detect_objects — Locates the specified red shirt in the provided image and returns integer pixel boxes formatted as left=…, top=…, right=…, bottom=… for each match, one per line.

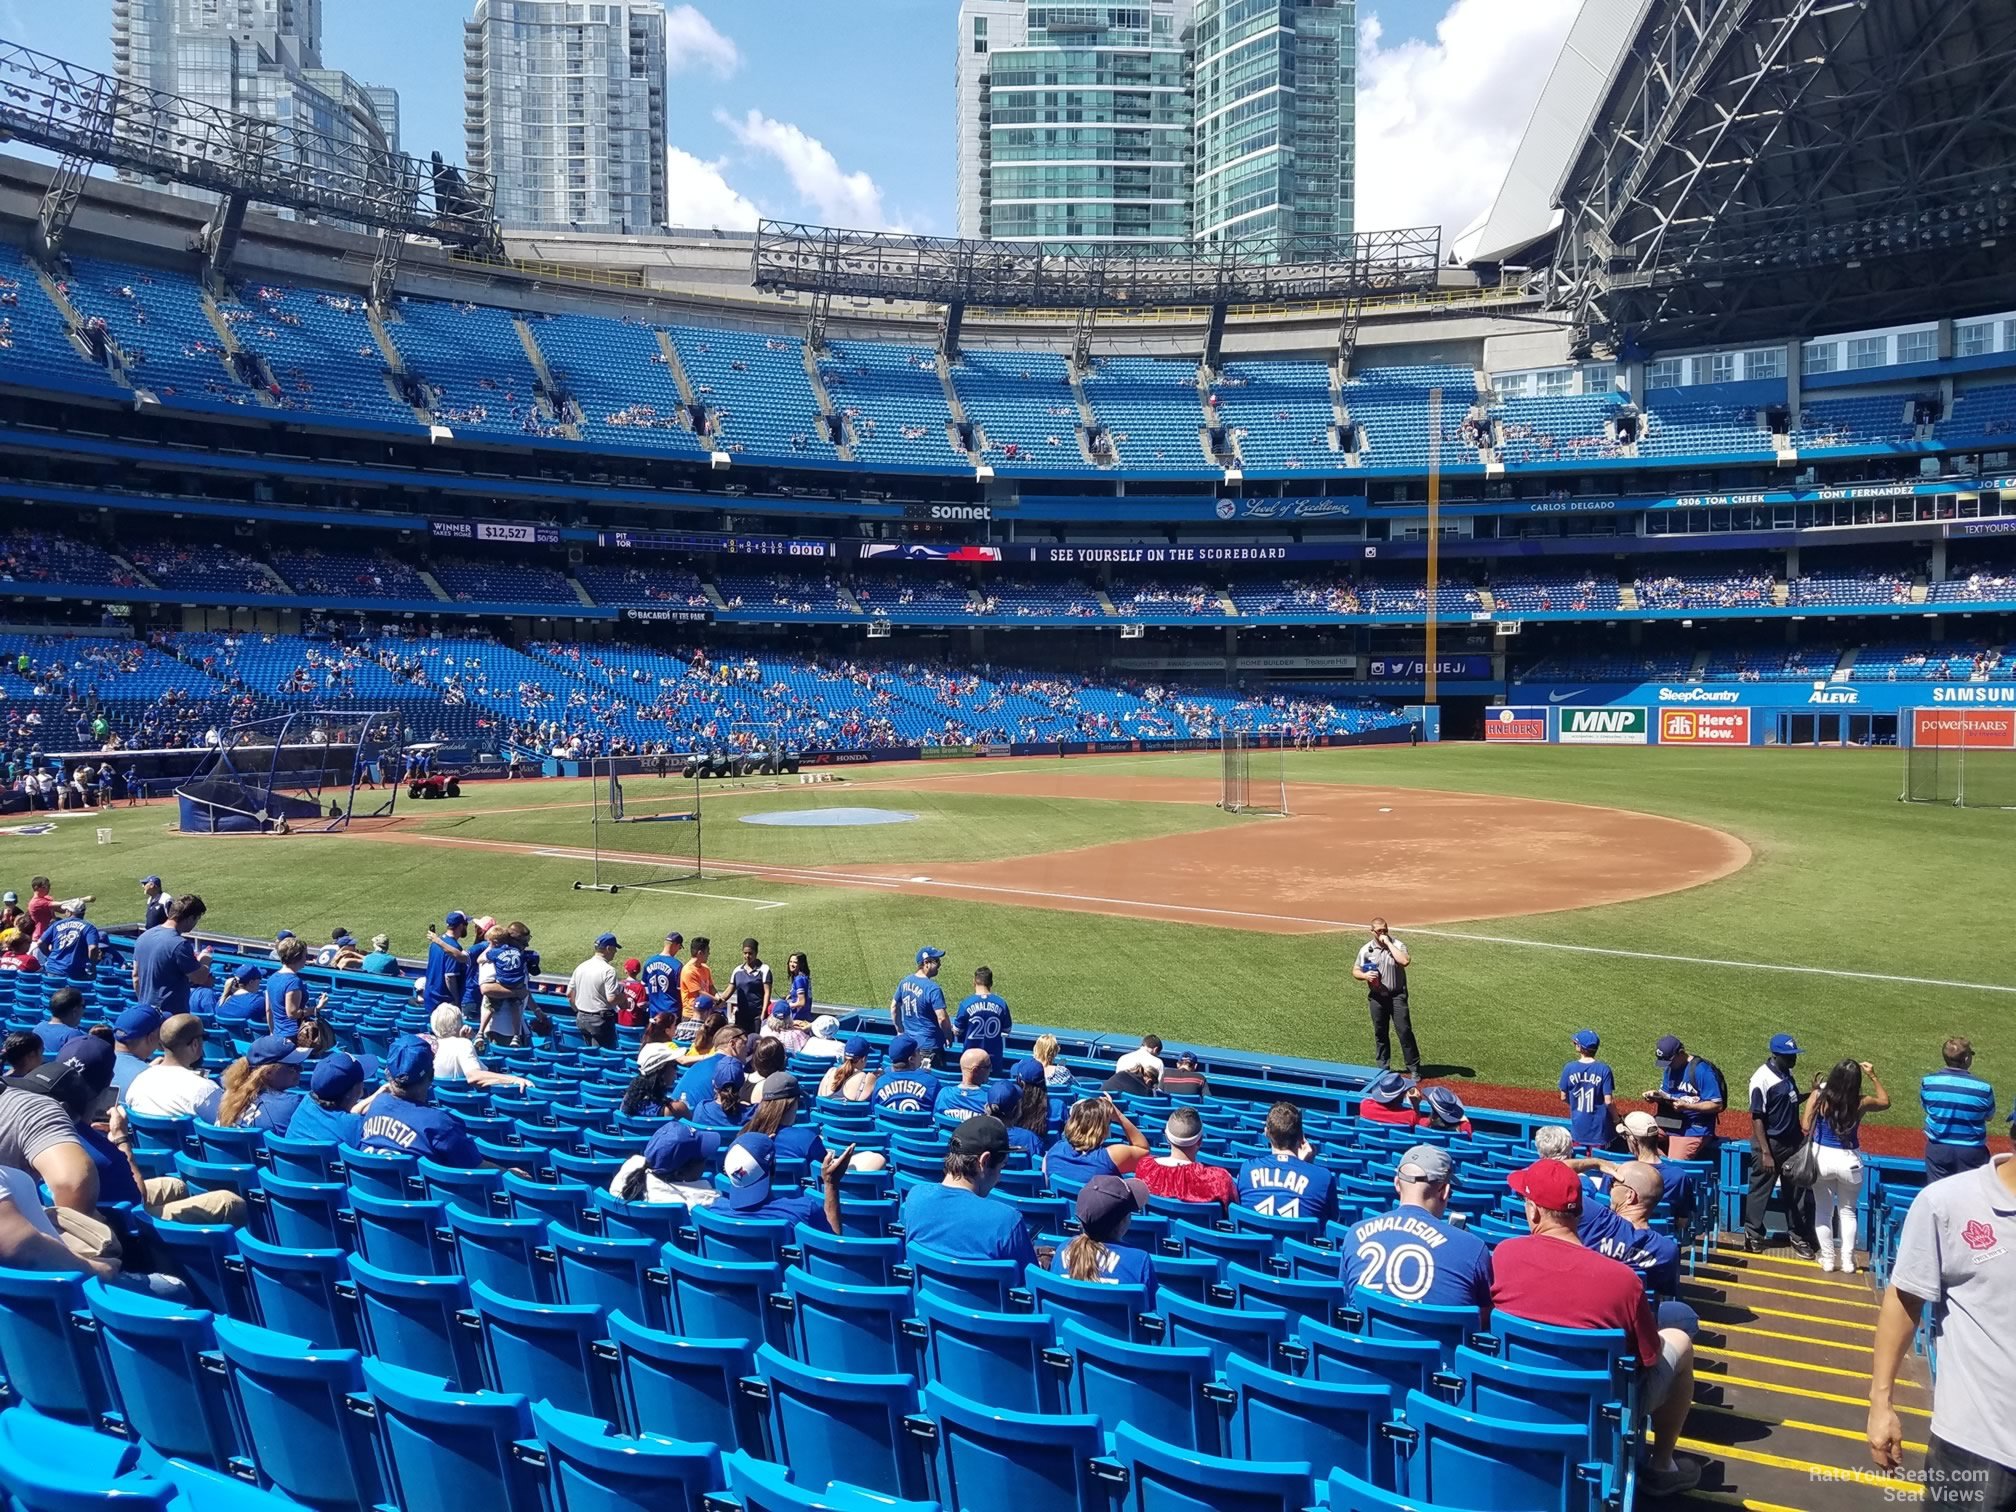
left=1489, top=1234, right=1660, bottom=1368
left=25, top=894, right=55, bottom=939
left=1138, top=1155, right=1237, bottom=1209
left=1358, top=1099, right=1474, bottom=1135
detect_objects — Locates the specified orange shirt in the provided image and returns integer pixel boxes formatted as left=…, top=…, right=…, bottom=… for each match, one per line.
left=679, top=958, right=716, bottom=1014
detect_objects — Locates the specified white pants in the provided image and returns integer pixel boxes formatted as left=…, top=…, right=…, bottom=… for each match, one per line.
left=1811, top=1142, right=1863, bottom=1265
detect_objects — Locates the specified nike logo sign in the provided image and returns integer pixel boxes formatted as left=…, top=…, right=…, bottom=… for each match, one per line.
left=1547, top=689, right=1588, bottom=704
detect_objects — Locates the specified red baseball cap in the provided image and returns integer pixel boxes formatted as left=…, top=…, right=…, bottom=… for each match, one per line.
left=1507, top=1159, right=1584, bottom=1212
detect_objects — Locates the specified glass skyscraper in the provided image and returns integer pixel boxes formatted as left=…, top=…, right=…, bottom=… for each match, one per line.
left=1192, top=0, right=1355, bottom=246
left=956, top=0, right=1356, bottom=252
left=464, top=0, right=668, bottom=233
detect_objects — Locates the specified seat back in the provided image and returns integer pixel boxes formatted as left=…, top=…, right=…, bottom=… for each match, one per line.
left=1449, top=1345, right=1618, bottom=1481
left=718, top=1450, right=941, bottom=1512
left=1349, top=1292, right=1480, bottom=1364
left=910, top=1291, right=1058, bottom=1415
left=904, top=1242, right=1019, bottom=1311
left=0, top=1408, right=162, bottom=1510
left=255, top=1174, right=348, bottom=1253
left=785, top=1267, right=913, bottom=1376
left=791, top=1224, right=902, bottom=1287
left=1155, top=1290, right=1288, bottom=1376
left=229, top=1233, right=357, bottom=1352
left=548, top=1225, right=663, bottom=1331
left=661, top=1251, right=785, bottom=1352
left=467, top=1281, right=618, bottom=1422
left=600, top=1310, right=760, bottom=1455
left=752, top=1343, right=929, bottom=1503
left=346, top=1190, right=452, bottom=1275
left=1149, top=1252, right=1222, bottom=1302
left=210, top=1315, right=382, bottom=1509
left=262, top=1132, right=340, bottom=1183
left=445, top=1206, right=553, bottom=1305
left=1221, top=1263, right=1343, bottom=1328
left=1223, top=1352, right=1395, bottom=1488
left=1171, top=1220, right=1274, bottom=1269
left=1022, top=1268, right=1150, bottom=1343
left=1488, top=1314, right=1630, bottom=1378
left=587, top=1190, right=691, bottom=1247
left=920, top=1380, right=1105, bottom=1512
left=1110, top=1421, right=1314, bottom=1512
left=1401, top=1389, right=1588, bottom=1512
left=691, top=1205, right=793, bottom=1266
left=527, top=1399, right=721, bottom=1512
left=1054, top=1318, right=1220, bottom=1454
left=1295, top=1317, right=1440, bottom=1400
left=0, top=1265, right=116, bottom=1422
left=80, top=1278, right=239, bottom=1469
left=359, top=1356, right=539, bottom=1512
left=342, top=1254, right=481, bottom=1391
left=336, top=1144, right=419, bottom=1200
left=137, top=1215, right=246, bottom=1318
left=418, top=1158, right=505, bottom=1214
left=192, top=1121, right=267, bottom=1166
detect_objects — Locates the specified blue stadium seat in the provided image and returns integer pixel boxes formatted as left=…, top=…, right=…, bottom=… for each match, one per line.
left=783, top=1267, right=914, bottom=1376
left=749, top=1344, right=930, bottom=1503
left=1218, top=1263, right=1343, bottom=1327
left=1487, top=1314, right=1632, bottom=1379
left=0, top=1266, right=117, bottom=1423
left=1170, top=1221, right=1273, bottom=1269
left=1154, top=1291, right=1289, bottom=1375
left=135, top=1217, right=246, bottom=1319
left=792, top=1225, right=903, bottom=1287
left=190, top=1122, right=265, bottom=1167
left=1051, top=1317, right=1221, bottom=1452
left=80, top=1278, right=240, bottom=1469
left=1286, top=1317, right=1441, bottom=1400
left=0, top=1407, right=153, bottom=1511
left=1222, top=1351, right=1396, bottom=1487
left=445, top=1205, right=554, bottom=1304
left=1347, top=1291, right=1481, bottom=1362
left=227, top=1233, right=355, bottom=1351
left=693, top=1205, right=796, bottom=1266
left=1109, top=1421, right=1314, bottom=1512
left=547, top=1224, right=665, bottom=1330
left=466, top=1281, right=618, bottom=1422
left=716, top=1450, right=942, bottom=1512
left=1323, top=1467, right=1475, bottom=1512
left=336, top=1144, right=420, bottom=1200
left=904, top=1290, right=1058, bottom=1414
left=344, top=1189, right=453, bottom=1275
left=915, top=1381, right=1107, bottom=1512
left=358, top=1357, right=540, bottom=1512
left=903, top=1243, right=1021, bottom=1311
left=208, top=1316, right=382, bottom=1508
left=1147, top=1253, right=1222, bottom=1302
left=521, top=1398, right=722, bottom=1512
left=163, top=1457, right=326, bottom=1511
left=341, top=1254, right=482, bottom=1391
left=599, top=1310, right=763, bottom=1455
left=1022, top=1269, right=1152, bottom=1342
left=588, top=1190, right=693, bottom=1248
left=253, top=1174, right=347, bottom=1252
left=1448, top=1345, right=1625, bottom=1499
left=418, top=1158, right=505, bottom=1214
left=663, top=1252, right=786, bottom=1352
left=1392, top=1390, right=1595, bottom=1512
left=261, top=1133, right=340, bottom=1184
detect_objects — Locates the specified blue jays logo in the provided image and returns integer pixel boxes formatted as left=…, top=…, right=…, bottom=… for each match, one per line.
left=1215, top=498, right=1237, bottom=520
left=0, top=824, right=56, bottom=837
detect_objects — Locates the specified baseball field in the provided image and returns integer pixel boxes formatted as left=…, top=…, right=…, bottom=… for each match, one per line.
left=15, top=744, right=2012, bottom=1139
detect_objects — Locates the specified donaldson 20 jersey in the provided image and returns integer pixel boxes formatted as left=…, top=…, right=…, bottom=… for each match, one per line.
left=1337, top=1206, right=1494, bottom=1310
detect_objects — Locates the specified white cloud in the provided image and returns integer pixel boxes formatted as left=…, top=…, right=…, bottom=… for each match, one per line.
left=1355, top=0, right=1581, bottom=241
left=663, top=5, right=741, bottom=78
left=664, top=146, right=761, bottom=231
left=717, top=108, right=899, bottom=230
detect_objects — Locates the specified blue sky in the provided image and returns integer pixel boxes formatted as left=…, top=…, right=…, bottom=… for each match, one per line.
left=8, top=0, right=1580, bottom=239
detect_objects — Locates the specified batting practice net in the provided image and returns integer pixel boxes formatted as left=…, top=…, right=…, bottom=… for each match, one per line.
left=1219, top=731, right=1289, bottom=815
left=1901, top=707, right=2016, bottom=809
left=573, top=761, right=704, bottom=893
left=176, top=710, right=399, bottom=833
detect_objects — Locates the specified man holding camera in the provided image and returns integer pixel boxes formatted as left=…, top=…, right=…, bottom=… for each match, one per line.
left=1353, top=917, right=1418, bottom=1076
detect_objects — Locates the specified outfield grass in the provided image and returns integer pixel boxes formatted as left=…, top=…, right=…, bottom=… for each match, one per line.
left=15, top=745, right=2011, bottom=1129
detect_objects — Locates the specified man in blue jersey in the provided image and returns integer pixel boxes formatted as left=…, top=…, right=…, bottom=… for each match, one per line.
left=1645, top=1034, right=1724, bottom=1163
left=642, top=932, right=684, bottom=1017
left=932, top=1048, right=993, bottom=1123
left=890, top=947, right=950, bottom=1067
left=36, top=903, right=103, bottom=982
left=899, top=1115, right=1039, bottom=1266
left=1558, top=1030, right=1617, bottom=1152
left=1920, top=1037, right=1996, bottom=1182
left=287, top=1053, right=373, bottom=1147
left=419, top=914, right=464, bottom=1006
left=953, top=966, right=1011, bottom=1071
left=1338, top=1143, right=1494, bottom=1320
left=871, top=1035, right=935, bottom=1113
left=1577, top=1160, right=1685, bottom=1296
left=357, top=1035, right=485, bottom=1168
left=1236, top=1102, right=1337, bottom=1224
left=1743, top=1032, right=1816, bottom=1257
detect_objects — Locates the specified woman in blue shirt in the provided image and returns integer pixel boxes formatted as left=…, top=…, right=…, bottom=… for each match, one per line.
left=743, top=1070, right=826, bottom=1166
left=264, top=939, right=324, bottom=1037
left=1801, top=1058, right=1890, bottom=1275
left=783, top=953, right=813, bottom=1019
left=217, top=1035, right=307, bottom=1134
left=692, top=1057, right=753, bottom=1130
left=1054, top=1174, right=1157, bottom=1305
left=1043, top=1096, right=1149, bottom=1189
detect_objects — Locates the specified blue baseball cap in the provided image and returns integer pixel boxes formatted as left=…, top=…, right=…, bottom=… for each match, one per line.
left=385, top=1034, right=434, bottom=1082
left=113, top=1007, right=164, bottom=1042
left=844, top=1036, right=871, bottom=1061
left=644, top=1122, right=720, bottom=1177
left=596, top=933, right=621, bottom=949
left=887, top=1034, right=920, bottom=1064
left=275, top=930, right=295, bottom=942
left=444, top=911, right=469, bottom=927
left=1364, top=1070, right=1416, bottom=1106
left=1572, top=1030, right=1601, bottom=1051
left=1654, top=1035, right=1684, bottom=1062
left=665, top=931, right=684, bottom=944
left=915, top=947, right=944, bottom=966
left=692, top=992, right=716, bottom=1015
left=335, top=935, right=356, bottom=947
left=233, top=964, right=265, bottom=984
left=711, top=1056, right=748, bottom=1091
left=1012, top=1057, right=1047, bottom=1087
left=1769, top=1033, right=1801, bottom=1056
left=309, top=1053, right=367, bottom=1102
left=247, top=1035, right=308, bottom=1069
left=723, top=1133, right=777, bottom=1210
left=139, top=876, right=161, bottom=887
left=57, top=1035, right=116, bottom=1094
left=985, top=1079, right=1021, bottom=1119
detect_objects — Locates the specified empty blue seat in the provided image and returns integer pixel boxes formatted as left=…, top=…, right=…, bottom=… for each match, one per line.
left=467, top=1281, right=618, bottom=1421
left=419, top=1158, right=504, bottom=1214
left=906, top=1290, right=1058, bottom=1414
left=750, top=1344, right=930, bottom=1502
left=904, top=1243, right=1020, bottom=1311
left=1448, top=1345, right=1623, bottom=1494
left=792, top=1225, right=903, bottom=1286
left=588, top=1190, right=692, bottom=1247
left=445, top=1205, right=553, bottom=1304
left=784, top=1267, right=913, bottom=1376
left=1393, top=1390, right=1594, bottom=1512
left=548, top=1224, right=665, bottom=1330
left=261, top=1132, right=340, bottom=1183
left=917, top=1380, right=1106, bottom=1512
left=191, top=1122, right=266, bottom=1167
left=227, top=1233, right=355, bottom=1350
left=0, top=1407, right=151, bottom=1510
left=1488, top=1314, right=1632, bottom=1379
left=1148, top=1253, right=1222, bottom=1302
left=502, top=1171, right=592, bottom=1228
left=337, top=1144, right=420, bottom=1200
left=1155, top=1290, right=1288, bottom=1376
left=1323, top=1467, right=1475, bottom=1512
left=1287, top=1317, right=1441, bottom=1401
left=521, top=1399, right=722, bottom=1512
left=0, top=1266, right=116, bottom=1423
left=693, top=1205, right=795, bottom=1266
left=124, top=1110, right=196, bottom=1157
left=1222, top=1351, right=1396, bottom=1487
left=662, top=1251, right=786, bottom=1351
left=358, top=1357, right=540, bottom=1512
left=342, top=1254, right=482, bottom=1390
left=1110, top=1421, right=1314, bottom=1512
left=209, top=1316, right=382, bottom=1508
left=81, top=1278, right=240, bottom=1469
left=1219, top=1264, right=1342, bottom=1328
left=136, top=1216, right=246, bottom=1318
left=1170, top=1221, right=1273, bottom=1269
left=345, top=1189, right=452, bottom=1274
left=600, top=1310, right=762, bottom=1454
left=1052, top=1318, right=1221, bottom=1453
left=254, top=1174, right=347, bottom=1252
left=1348, top=1292, right=1480, bottom=1363
left=718, top=1450, right=942, bottom=1512
left=1022, top=1269, right=1151, bottom=1343
left=164, top=1457, right=325, bottom=1511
